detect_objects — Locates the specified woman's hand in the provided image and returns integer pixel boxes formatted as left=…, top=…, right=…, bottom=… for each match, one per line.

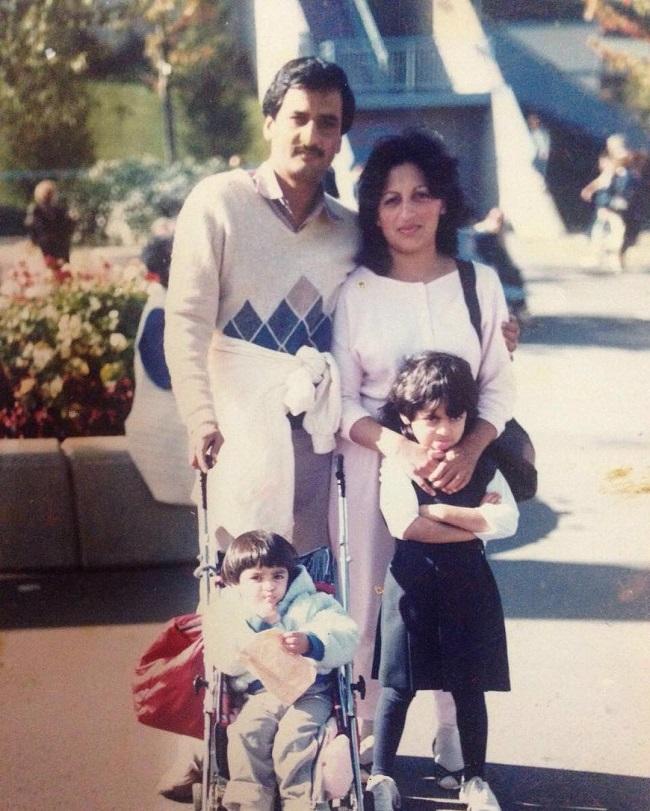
left=502, top=314, right=520, bottom=354
left=190, top=423, right=224, bottom=473
left=429, top=441, right=482, bottom=494
left=281, top=632, right=310, bottom=656
left=393, top=436, right=440, bottom=495
left=481, top=491, right=502, bottom=505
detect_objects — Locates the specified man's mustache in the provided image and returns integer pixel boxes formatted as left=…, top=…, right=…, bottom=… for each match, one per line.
left=293, top=146, right=325, bottom=158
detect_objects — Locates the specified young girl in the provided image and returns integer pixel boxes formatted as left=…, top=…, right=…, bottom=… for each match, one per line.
left=203, top=530, right=358, bottom=811
left=366, top=352, right=519, bottom=811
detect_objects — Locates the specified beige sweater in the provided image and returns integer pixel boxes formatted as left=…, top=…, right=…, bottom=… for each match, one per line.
left=165, top=165, right=359, bottom=437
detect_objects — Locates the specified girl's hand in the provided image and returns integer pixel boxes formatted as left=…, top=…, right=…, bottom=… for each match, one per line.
left=429, top=442, right=481, bottom=494
left=481, top=491, right=502, bottom=505
left=281, top=632, right=309, bottom=656
left=393, top=436, right=441, bottom=495
left=419, top=504, right=446, bottom=522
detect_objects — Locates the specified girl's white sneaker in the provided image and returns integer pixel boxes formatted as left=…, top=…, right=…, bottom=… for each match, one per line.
left=459, top=777, right=501, bottom=810
left=366, top=774, right=401, bottom=811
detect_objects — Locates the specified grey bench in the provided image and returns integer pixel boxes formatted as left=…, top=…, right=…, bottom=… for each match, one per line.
left=61, top=436, right=198, bottom=568
left=0, top=438, right=79, bottom=569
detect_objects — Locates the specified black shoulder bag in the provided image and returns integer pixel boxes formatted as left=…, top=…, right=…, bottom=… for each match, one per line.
left=457, top=259, right=538, bottom=502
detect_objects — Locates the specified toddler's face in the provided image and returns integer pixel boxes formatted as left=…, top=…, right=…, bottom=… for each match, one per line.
left=238, top=565, right=289, bottom=614
left=402, top=403, right=467, bottom=454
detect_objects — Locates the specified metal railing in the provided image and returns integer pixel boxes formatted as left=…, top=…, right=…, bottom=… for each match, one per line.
left=320, top=35, right=450, bottom=93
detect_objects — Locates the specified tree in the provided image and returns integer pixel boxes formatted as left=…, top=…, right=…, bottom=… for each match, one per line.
left=0, top=1, right=98, bottom=177
left=584, top=0, right=650, bottom=126
left=127, top=0, right=256, bottom=162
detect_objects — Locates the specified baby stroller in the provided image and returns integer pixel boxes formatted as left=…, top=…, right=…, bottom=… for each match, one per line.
left=191, top=455, right=366, bottom=810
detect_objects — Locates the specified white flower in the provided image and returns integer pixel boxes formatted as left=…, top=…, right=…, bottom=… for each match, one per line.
left=17, top=376, right=37, bottom=396
left=57, top=313, right=82, bottom=342
left=32, top=342, right=55, bottom=372
left=109, top=332, right=128, bottom=352
left=49, top=376, right=64, bottom=398
left=70, top=357, right=90, bottom=376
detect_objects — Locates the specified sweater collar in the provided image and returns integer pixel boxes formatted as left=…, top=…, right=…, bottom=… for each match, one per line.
left=253, top=160, right=341, bottom=230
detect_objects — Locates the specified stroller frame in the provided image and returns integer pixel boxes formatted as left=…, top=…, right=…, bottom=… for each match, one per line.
left=192, top=454, right=366, bottom=811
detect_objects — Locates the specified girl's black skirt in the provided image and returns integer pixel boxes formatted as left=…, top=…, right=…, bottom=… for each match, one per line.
left=373, top=538, right=510, bottom=693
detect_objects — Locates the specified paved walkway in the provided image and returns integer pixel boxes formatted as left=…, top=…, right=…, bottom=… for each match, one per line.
left=0, top=232, right=649, bottom=809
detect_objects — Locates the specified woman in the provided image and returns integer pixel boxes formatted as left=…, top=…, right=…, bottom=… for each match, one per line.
left=331, top=129, right=515, bottom=787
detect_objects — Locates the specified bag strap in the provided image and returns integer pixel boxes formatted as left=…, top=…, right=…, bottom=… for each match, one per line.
left=456, top=258, right=482, bottom=344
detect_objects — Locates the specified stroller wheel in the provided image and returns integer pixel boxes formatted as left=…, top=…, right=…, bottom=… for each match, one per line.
left=192, top=782, right=202, bottom=810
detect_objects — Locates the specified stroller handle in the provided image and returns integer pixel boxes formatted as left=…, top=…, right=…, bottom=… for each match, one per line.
left=335, top=453, right=346, bottom=497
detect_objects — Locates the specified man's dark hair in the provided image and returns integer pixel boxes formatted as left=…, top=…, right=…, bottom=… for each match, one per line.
left=379, top=351, right=478, bottom=438
left=356, top=128, right=470, bottom=274
left=262, top=57, right=355, bottom=134
left=222, top=530, right=297, bottom=585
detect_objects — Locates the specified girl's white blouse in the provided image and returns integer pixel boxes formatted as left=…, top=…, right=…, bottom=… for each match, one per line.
left=332, top=263, right=515, bottom=439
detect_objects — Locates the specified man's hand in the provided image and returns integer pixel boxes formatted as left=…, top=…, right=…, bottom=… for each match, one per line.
left=190, top=424, right=224, bottom=473
left=281, top=632, right=310, bottom=656
left=502, top=313, right=520, bottom=354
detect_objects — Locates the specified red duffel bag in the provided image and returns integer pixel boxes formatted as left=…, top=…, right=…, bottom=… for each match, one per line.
left=132, top=612, right=204, bottom=739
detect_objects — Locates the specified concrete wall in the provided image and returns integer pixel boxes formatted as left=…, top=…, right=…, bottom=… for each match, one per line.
left=0, top=437, right=198, bottom=572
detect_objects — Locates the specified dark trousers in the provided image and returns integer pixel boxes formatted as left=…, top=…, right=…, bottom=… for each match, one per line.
left=372, top=686, right=488, bottom=782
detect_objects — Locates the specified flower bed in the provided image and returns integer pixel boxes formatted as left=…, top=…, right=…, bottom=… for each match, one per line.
left=0, top=256, right=147, bottom=438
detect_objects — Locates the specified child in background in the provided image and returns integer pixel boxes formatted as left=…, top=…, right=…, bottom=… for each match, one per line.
left=367, top=352, right=519, bottom=811
left=203, top=530, right=359, bottom=811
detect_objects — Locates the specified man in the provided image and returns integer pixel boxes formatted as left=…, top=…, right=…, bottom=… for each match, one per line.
left=159, top=57, right=359, bottom=803
left=527, top=112, right=550, bottom=179
left=165, top=57, right=358, bottom=557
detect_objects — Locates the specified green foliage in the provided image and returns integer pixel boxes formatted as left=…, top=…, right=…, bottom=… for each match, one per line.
left=584, top=1, right=650, bottom=126
left=63, top=155, right=226, bottom=244
left=131, top=0, right=257, bottom=161
left=0, top=260, right=147, bottom=438
left=172, top=11, right=256, bottom=159
left=87, top=80, right=165, bottom=161
left=0, top=1, right=98, bottom=180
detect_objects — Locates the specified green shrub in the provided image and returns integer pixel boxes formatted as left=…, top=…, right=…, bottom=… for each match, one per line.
left=64, top=155, right=226, bottom=244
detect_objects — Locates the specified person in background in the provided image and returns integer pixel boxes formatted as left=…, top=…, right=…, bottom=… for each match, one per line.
left=581, top=134, right=641, bottom=272
left=526, top=113, right=550, bottom=179
left=125, top=234, right=195, bottom=506
left=471, top=208, right=529, bottom=323
left=24, top=179, right=76, bottom=274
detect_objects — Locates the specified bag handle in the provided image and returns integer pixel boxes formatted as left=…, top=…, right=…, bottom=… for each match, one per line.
left=456, top=258, right=483, bottom=344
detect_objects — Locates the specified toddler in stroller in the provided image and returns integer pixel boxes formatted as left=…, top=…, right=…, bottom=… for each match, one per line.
left=201, top=530, right=360, bottom=811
